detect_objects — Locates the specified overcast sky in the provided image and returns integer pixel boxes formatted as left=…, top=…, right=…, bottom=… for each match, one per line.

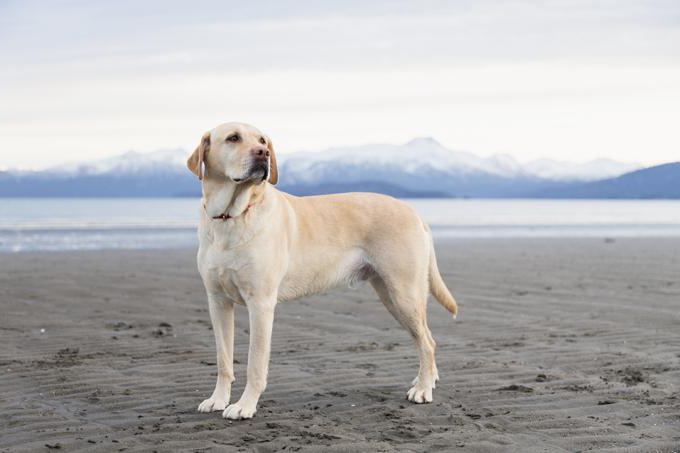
left=1, top=0, right=679, bottom=169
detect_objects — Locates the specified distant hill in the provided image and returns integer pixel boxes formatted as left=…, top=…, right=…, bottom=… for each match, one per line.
left=0, top=170, right=200, bottom=198
left=535, top=162, right=680, bottom=199
left=0, top=139, right=647, bottom=198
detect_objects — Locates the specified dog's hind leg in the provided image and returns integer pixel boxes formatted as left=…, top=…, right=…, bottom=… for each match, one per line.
left=370, top=275, right=438, bottom=403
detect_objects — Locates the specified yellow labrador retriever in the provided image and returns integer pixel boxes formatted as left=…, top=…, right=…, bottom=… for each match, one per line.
left=188, top=122, right=458, bottom=420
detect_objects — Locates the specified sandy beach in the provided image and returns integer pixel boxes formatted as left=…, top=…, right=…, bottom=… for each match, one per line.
left=1, top=238, right=679, bottom=452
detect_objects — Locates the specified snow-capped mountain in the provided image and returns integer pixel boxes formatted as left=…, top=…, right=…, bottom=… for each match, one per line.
left=523, top=158, right=641, bottom=181
left=279, top=138, right=516, bottom=182
left=278, top=137, right=639, bottom=183
left=0, top=138, right=645, bottom=198
left=48, top=149, right=187, bottom=175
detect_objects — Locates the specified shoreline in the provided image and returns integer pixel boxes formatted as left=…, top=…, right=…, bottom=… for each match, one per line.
left=4, top=225, right=680, bottom=253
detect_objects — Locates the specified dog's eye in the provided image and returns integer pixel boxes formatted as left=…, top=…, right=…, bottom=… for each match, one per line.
left=226, top=134, right=240, bottom=143
left=259, top=137, right=266, bottom=145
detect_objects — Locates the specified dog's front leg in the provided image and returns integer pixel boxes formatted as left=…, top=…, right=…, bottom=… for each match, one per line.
left=223, top=296, right=276, bottom=420
left=197, top=294, right=235, bottom=412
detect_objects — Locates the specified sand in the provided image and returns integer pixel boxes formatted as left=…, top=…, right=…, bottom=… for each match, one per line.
left=1, top=238, right=679, bottom=452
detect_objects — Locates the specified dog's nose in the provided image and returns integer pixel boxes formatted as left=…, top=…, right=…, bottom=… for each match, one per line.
left=252, top=147, right=270, bottom=159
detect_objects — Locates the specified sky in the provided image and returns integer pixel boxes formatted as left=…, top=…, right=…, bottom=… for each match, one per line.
left=1, top=0, right=679, bottom=170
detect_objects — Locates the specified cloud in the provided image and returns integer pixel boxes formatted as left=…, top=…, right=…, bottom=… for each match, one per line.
left=1, top=0, right=679, bottom=169
left=3, top=0, right=679, bottom=72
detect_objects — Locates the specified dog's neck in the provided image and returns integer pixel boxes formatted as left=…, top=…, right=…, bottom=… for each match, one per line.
left=202, top=175, right=266, bottom=220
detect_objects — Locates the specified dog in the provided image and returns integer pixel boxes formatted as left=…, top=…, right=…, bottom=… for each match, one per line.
left=187, top=122, right=458, bottom=420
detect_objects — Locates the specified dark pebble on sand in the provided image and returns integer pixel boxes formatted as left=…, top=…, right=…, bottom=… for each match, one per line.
left=497, top=384, right=534, bottom=393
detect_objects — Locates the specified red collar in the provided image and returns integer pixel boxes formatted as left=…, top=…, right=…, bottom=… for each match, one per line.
left=211, top=204, right=254, bottom=221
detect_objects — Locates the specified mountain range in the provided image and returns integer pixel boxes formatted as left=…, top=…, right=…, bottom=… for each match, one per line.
left=0, top=139, right=675, bottom=198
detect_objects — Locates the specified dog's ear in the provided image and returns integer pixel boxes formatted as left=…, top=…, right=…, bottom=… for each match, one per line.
left=266, top=137, right=278, bottom=185
left=187, top=131, right=210, bottom=180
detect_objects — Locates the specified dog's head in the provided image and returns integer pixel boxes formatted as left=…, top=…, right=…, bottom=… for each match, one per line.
left=187, top=122, right=278, bottom=185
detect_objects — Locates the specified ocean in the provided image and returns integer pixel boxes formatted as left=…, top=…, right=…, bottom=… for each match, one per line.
left=2, top=198, right=680, bottom=252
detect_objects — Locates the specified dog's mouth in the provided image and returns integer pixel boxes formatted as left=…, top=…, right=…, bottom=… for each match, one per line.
left=234, top=161, right=268, bottom=184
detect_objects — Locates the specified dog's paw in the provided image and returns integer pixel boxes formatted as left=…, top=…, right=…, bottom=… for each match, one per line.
left=198, top=395, right=230, bottom=413
left=222, top=400, right=257, bottom=420
left=407, top=384, right=433, bottom=404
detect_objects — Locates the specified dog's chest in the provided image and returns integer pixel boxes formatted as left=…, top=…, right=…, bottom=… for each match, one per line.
left=199, top=249, right=249, bottom=305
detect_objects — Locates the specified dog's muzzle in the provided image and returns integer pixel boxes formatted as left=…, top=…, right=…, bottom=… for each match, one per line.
left=247, top=159, right=269, bottom=182
left=233, top=147, right=270, bottom=184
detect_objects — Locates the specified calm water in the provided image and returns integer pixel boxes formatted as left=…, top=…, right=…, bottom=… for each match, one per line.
left=1, top=198, right=680, bottom=252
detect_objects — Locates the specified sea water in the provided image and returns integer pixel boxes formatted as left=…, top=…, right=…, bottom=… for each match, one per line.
left=1, top=198, right=680, bottom=252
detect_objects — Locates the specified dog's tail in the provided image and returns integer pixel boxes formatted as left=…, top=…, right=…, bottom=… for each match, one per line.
left=427, top=231, right=459, bottom=319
